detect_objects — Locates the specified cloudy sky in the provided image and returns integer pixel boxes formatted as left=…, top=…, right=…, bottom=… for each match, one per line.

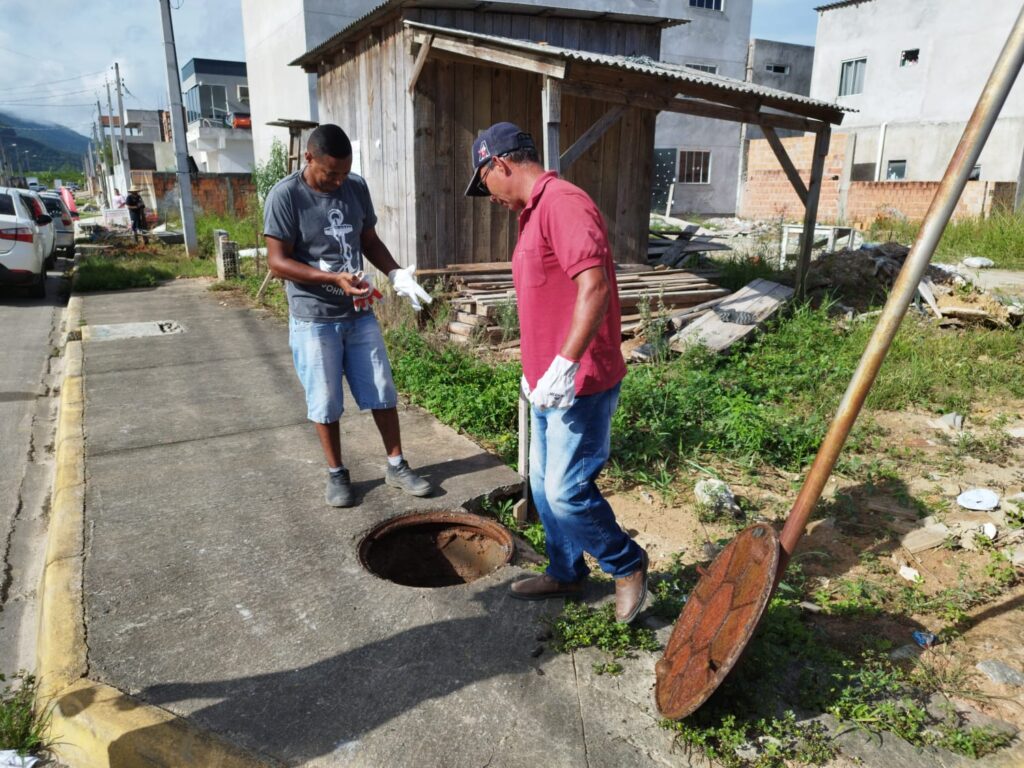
left=0, top=0, right=820, bottom=140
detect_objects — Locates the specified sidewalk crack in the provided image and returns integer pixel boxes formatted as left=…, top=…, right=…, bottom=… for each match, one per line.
left=571, top=650, right=591, bottom=768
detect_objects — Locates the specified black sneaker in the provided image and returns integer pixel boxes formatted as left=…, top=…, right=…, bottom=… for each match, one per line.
left=326, top=468, right=354, bottom=507
left=384, top=460, right=433, bottom=497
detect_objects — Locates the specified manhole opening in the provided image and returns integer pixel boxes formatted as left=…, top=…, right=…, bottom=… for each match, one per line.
left=359, top=511, right=514, bottom=588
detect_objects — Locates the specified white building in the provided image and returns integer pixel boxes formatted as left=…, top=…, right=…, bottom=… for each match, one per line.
left=181, top=58, right=255, bottom=173
left=810, top=0, right=1024, bottom=183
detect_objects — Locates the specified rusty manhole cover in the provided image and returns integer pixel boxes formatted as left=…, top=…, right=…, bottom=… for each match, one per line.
left=359, top=510, right=514, bottom=588
left=655, top=522, right=780, bottom=719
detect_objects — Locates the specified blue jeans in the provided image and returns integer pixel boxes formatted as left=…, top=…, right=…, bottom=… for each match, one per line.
left=530, top=382, right=643, bottom=582
left=289, top=314, right=398, bottom=423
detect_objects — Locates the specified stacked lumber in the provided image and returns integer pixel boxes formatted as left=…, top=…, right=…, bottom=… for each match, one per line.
left=432, top=262, right=731, bottom=348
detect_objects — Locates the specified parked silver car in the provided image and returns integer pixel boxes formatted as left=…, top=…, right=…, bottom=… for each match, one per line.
left=39, top=192, right=75, bottom=262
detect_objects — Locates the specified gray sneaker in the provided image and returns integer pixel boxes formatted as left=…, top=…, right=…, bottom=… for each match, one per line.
left=326, top=468, right=354, bottom=507
left=385, top=460, right=433, bottom=497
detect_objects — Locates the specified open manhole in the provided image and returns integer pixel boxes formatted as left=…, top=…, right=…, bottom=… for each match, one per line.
left=359, top=510, right=514, bottom=588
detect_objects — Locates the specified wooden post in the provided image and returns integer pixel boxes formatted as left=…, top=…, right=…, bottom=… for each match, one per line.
left=795, top=126, right=830, bottom=299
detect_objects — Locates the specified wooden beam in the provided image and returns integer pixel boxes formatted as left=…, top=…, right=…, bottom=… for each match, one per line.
left=542, top=76, right=562, bottom=172
left=407, top=34, right=434, bottom=95
left=795, top=126, right=831, bottom=299
left=762, top=125, right=808, bottom=205
left=412, top=32, right=565, bottom=79
left=559, top=105, right=625, bottom=173
left=560, top=80, right=825, bottom=134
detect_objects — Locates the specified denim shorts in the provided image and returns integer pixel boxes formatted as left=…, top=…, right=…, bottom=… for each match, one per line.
left=289, top=314, right=398, bottom=423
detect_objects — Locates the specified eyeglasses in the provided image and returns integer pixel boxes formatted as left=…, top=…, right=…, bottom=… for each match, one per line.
left=476, top=159, right=495, bottom=195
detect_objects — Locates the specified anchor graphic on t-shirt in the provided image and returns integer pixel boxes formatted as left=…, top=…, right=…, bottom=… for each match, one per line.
left=323, top=208, right=357, bottom=273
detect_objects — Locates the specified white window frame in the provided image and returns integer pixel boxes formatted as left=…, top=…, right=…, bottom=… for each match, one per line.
left=838, top=57, right=867, bottom=97
left=679, top=150, right=712, bottom=185
left=689, top=0, right=724, bottom=11
left=685, top=63, right=718, bottom=74
left=238, top=85, right=250, bottom=103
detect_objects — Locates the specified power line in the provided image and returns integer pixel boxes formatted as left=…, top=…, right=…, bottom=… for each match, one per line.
left=0, top=68, right=107, bottom=94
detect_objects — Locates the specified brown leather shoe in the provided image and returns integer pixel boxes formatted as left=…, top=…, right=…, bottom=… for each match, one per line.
left=509, top=574, right=584, bottom=601
left=614, top=550, right=649, bottom=624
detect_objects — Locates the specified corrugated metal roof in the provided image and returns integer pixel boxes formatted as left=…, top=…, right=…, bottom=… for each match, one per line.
left=293, top=0, right=686, bottom=68
left=403, top=21, right=849, bottom=117
left=814, top=0, right=875, bottom=12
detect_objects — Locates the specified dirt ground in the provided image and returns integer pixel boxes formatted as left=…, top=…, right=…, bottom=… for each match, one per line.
left=606, top=402, right=1024, bottom=731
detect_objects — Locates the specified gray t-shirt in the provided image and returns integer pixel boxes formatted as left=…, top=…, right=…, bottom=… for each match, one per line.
left=263, top=169, right=378, bottom=321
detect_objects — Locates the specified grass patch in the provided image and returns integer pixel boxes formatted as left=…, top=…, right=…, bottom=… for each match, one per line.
left=869, top=211, right=1024, bottom=269
left=0, top=672, right=52, bottom=759
left=75, top=246, right=216, bottom=291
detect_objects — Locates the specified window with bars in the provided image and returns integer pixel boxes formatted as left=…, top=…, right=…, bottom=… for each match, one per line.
left=689, top=0, right=723, bottom=10
left=838, top=58, right=867, bottom=96
left=685, top=63, right=718, bottom=74
left=679, top=151, right=711, bottom=184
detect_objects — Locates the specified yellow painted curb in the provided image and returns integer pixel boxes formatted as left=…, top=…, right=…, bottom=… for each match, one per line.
left=38, top=319, right=279, bottom=767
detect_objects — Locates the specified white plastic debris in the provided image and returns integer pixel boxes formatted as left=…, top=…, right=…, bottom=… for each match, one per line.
left=940, top=412, right=965, bottom=430
left=899, top=565, right=923, bottom=583
left=0, top=751, right=40, bottom=768
left=957, top=488, right=1000, bottom=511
left=981, top=522, right=998, bottom=540
left=962, top=256, right=995, bottom=269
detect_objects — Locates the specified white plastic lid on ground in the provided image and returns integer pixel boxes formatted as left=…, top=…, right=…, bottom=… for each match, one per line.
left=956, top=488, right=1000, bottom=511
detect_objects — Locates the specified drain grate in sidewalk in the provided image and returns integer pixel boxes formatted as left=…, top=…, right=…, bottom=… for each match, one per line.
left=82, top=321, right=186, bottom=341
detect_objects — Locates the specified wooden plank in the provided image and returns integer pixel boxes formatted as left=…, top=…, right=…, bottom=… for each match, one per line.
left=413, top=32, right=566, bottom=78
left=491, top=65, right=512, bottom=261
left=399, top=24, right=416, bottom=267
left=407, top=34, right=434, bottom=95
left=559, top=105, right=625, bottom=173
left=796, top=126, right=831, bottom=298
left=453, top=61, right=476, bottom=263
left=762, top=125, right=808, bottom=205
left=473, top=63, right=492, bottom=262
left=670, top=279, right=794, bottom=353
left=380, top=31, right=399, bottom=255
left=413, top=53, right=437, bottom=268
left=435, top=58, right=455, bottom=269
left=541, top=76, right=561, bottom=173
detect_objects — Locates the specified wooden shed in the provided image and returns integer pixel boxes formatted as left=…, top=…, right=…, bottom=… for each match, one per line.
left=294, top=0, right=846, bottom=278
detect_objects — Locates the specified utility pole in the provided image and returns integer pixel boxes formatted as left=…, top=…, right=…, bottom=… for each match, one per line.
left=114, top=62, right=132, bottom=187
left=158, top=0, right=198, bottom=256
left=0, top=140, right=10, bottom=186
left=96, top=101, right=111, bottom=204
left=105, top=80, right=120, bottom=190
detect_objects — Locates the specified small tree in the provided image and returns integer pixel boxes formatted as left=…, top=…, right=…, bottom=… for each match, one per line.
left=253, top=138, right=288, bottom=204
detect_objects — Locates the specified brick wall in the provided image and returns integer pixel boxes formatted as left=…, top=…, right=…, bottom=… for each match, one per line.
left=135, top=171, right=256, bottom=219
left=739, top=134, right=848, bottom=222
left=740, top=135, right=1018, bottom=225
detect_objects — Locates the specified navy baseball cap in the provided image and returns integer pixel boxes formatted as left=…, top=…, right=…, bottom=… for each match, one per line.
left=464, top=122, right=537, bottom=197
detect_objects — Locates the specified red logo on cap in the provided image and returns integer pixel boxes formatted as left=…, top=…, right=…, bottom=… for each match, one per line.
left=477, top=140, right=490, bottom=160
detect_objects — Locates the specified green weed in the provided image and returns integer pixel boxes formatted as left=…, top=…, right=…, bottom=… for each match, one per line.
left=550, top=602, right=660, bottom=658
left=480, top=496, right=546, bottom=556
left=869, top=211, right=1024, bottom=270
left=75, top=247, right=216, bottom=291
left=0, top=672, right=52, bottom=758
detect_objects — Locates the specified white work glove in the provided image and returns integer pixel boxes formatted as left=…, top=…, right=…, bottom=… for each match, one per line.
left=388, top=264, right=432, bottom=312
left=530, top=355, right=580, bottom=411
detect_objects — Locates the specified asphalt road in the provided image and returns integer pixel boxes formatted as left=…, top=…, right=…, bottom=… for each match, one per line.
left=0, top=260, right=68, bottom=674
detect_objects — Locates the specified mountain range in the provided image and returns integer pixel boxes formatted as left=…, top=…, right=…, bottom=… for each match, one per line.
left=0, top=111, right=88, bottom=172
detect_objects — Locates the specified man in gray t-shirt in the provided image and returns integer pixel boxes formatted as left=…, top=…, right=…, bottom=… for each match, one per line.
left=264, top=124, right=434, bottom=508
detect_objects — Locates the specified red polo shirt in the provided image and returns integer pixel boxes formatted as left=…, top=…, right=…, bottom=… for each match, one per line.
left=513, top=172, right=626, bottom=396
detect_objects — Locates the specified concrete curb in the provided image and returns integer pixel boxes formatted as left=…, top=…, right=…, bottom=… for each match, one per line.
left=37, top=298, right=279, bottom=767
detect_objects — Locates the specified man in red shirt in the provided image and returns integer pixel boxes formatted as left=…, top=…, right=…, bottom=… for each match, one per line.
left=466, top=122, right=648, bottom=623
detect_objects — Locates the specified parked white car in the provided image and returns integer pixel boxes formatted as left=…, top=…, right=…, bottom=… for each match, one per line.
left=23, top=190, right=56, bottom=266
left=39, top=191, right=74, bottom=263
left=0, top=186, right=51, bottom=297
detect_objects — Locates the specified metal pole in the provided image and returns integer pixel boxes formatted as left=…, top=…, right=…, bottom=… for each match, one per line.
left=158, top=0, right=198, bottom=256
left=115, top=62, right=132, bottom=187
left=777, top=4, right=1024, bottom=572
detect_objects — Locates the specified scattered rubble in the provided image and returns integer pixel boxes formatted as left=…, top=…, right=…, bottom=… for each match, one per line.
left=694, top=479, right=743, bottom=518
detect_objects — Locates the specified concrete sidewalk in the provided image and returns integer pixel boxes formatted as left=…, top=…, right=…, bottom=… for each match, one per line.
left=45, top=280, right=682, bottom=767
